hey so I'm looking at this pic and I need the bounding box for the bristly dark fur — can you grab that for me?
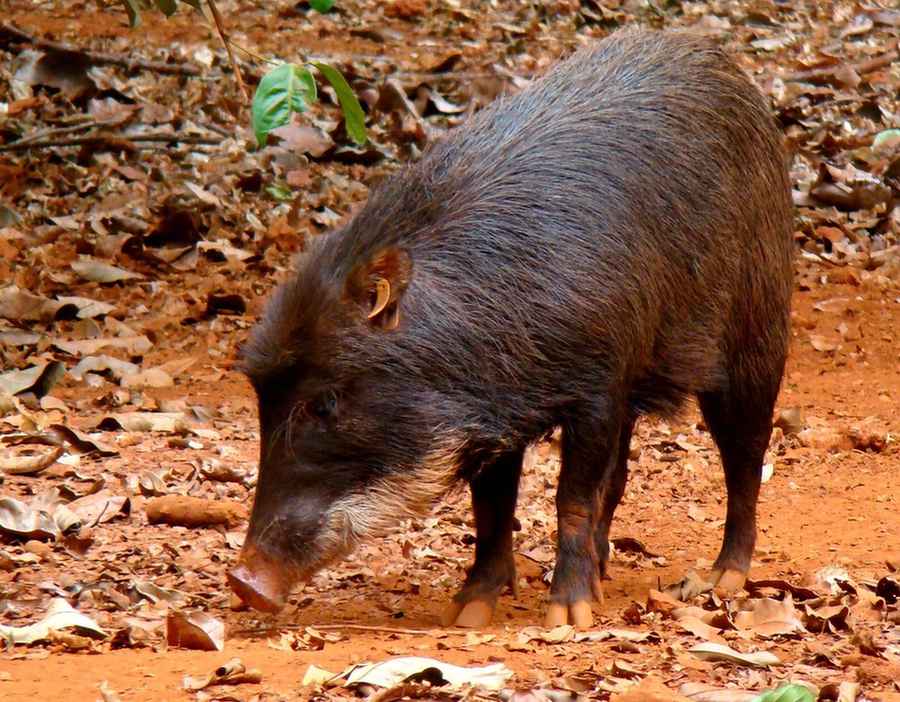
[244,27,791,440]
[236,28,793,604]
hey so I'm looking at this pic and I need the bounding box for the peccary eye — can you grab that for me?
[310,391,337,420]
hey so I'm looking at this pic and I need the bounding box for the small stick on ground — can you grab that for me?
[237,623,446,636]
[9,121,100,147]
[782,43,899,84]
[205,0,249,104]
[0,132,223,152]
[0,21,201,76]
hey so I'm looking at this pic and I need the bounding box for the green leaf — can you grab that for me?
[121,0,143,27]
[309,0,335,11]
[311,62,367,145]
[873,129,900,152]
[154,0,177,15]
[251,64,318,148]
[266,183,295,201]
[752,684,815,702]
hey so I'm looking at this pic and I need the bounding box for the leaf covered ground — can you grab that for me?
[1,0,899,700]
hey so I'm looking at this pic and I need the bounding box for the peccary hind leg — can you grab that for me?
[699,357,783,593]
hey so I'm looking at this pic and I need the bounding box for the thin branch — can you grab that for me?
[782,43,899,84]
[9,120,100,147]
[205,0,249,103]
[0,132,224,152]
[0,21,201,76]
[227,38,278,67]
[236,623,444,636]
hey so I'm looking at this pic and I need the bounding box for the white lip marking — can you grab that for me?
[314,438,465,559]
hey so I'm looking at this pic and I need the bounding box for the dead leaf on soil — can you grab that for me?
[807,566,856,597]
[132,579,188,606]
[340,657,513,691]
[69,355,139,382]
[302,664,340,687]
[803,603,852,633]
[137,470,168,496]
[688,503,708,522]
[664,571,714,602]
[56,296,115,319]
[648,589,685,616]
[610,536,661,558]
[197,240,254,262]
[46,424,117,456]
[98,680,122,702]
[66,490,129,526]
[0,444,63,475]
[183,657,263,691]
[120,366,174,389]
[0,362,66,397]
[183,181,223,208]
[200,460,251,486]
[0,496,62,540]
[13,49,96,99]
[268,626,342,652]
[54,336,152,357]
[678,683,758,702]
[270,124,334,157]
[96,411,187,433]
[809,334,838,353]
[676,616,727,645]
[876,574,900,605]
[515,625,658,647]
[70,257,142,283]
[0,330,43,346]
[688,642,781,668]
[773,407,805,435]
[0,597,104,644]
[166,610,224,651]
[732,594,807,638]
[0,286,79,322]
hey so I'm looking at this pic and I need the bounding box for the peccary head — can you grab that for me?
[227,177,476,612]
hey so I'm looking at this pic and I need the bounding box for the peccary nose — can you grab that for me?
[227,546,292,613]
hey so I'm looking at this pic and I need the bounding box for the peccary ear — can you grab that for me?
[346,248,412,330]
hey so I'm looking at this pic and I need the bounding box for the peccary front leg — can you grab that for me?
[547,405,624,628]
[442,448,522,628]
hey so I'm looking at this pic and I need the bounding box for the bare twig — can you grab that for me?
[227,39,277,67]
[236,623,442,636]
[199,121,234,138]
[782,43,899,84]
[9,120,100,147]
[0,132,224,152]
[89,500,110,528]
[0,21,201,76]
[205,0,249,103]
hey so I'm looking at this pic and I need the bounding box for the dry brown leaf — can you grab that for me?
[166,610,224,651]
[54,336,152,357]
[688,642,781,668]
[96,411,187,433]
[676,616,727,645]
[732,595,806,638]
[70,257,142,283]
